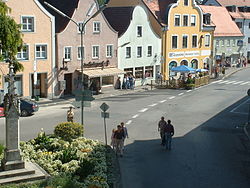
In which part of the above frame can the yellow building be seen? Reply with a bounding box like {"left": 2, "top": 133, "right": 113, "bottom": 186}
{"left": 145, "top": 0, "right": 215, "bottom": 80}
{"left": 164, "top": 0, "right": 215, "bottom": 80}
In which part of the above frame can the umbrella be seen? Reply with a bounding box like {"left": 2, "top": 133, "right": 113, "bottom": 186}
{"left": 196, "top": 68, "right": 208, "bottom": 72}
{"left": 171, "top": 65, "right": 196, "bottom": 73}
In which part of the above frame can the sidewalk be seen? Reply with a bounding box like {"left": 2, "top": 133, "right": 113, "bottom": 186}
{"left": 37, "top": 65, "right": 249, "bottom": 107}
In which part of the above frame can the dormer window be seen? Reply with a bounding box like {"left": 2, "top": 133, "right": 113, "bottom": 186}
{"left": 203, "top": 13, "right": 211, "bottom": 25}
{"left": 238, "top": 6, "right": 249, "bottom": 12}
{"left": 226, "top": 5, "right": 236, "bottom": 12}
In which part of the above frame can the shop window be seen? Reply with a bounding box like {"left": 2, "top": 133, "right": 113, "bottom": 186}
{"left": 169, "top": 61, "right": 177, "bottom": 77}
{"left": 145, "top": 66, "right": 153, "bottom": 77}
{"left": 102, "top": 76, "right": 113, "bottom": 86}
{"left": 135, "top": 67, "right": 143, "bottom": 79}
{"left": 124, "top": 68, "right": 133, "bottom": 76}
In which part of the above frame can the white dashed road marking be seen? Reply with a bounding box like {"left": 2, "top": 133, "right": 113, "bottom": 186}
{"left": 169, "top": 96, "right": 175, "bottom": 99}
{"left": 132, "top": 114, "right": 139, "bottom": 118}
{"left": 233, "top": 81, "right": 244, "bottom": 85}
{"left": 126, "top": 120, "right": 132, "bottom": 125}
{"left": 186, "top": 90, "right": 192, "bottom": 93}
{"left": 139, "top": 108, "right": 148, "bottom": 112}
{"left": 178, "top": 93, "right": 184, "bottom": 96}
{"left": 148, "top": 103, "right": 158, "bottom": 107}
{"left": 159, "top": 100, "right": 167, "bottom": 103}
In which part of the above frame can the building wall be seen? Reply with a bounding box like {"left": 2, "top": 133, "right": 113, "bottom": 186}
{"left": 56, "top": 0, "right": 118, "bottom": 97}
{"left": 118, "top": 5, "right": 161, "bottom": 85}
{"left": 1, "top": 0, "right": 55, "bottom": 98}
{"left": 163, "top": 0, "right": 214, "bottom": 80}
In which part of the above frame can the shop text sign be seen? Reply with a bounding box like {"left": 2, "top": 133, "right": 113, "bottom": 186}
{"left": 169, "top": 51, "right": 200, "bottom": 58}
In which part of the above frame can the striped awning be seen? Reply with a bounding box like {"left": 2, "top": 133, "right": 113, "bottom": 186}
{"left": 77, "top": 67, "right": 125, "bottom": 78}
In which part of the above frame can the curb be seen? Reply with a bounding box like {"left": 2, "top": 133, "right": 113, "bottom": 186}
{"left": 222, "top": 67, "right": 250, "bottom": 80}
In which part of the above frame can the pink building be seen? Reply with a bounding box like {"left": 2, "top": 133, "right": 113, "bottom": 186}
{"left": 41, "top": 0, "right": 120, "bottom": 97}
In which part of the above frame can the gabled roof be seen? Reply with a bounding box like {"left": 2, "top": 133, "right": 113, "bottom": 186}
{"left": 143, "top": 0, "right": 177, "bottom": 24}
{"left": 38, "top": 0, "right": 79, "bottom": 33}
{"left": 215, "top": 0, "right": 250, "bottom": 7}
{"left": 103, "top": 7, "right": 134, "bottom": 37}
{"left": 200, "top": 5, "right": 243, "bottom": 37}
{"left": 229, "top": 12, "right": 250, "bottom": 19}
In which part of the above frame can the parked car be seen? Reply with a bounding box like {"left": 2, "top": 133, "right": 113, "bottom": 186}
{"left": 0, "top": 99, "right": 39, "bottom": 117}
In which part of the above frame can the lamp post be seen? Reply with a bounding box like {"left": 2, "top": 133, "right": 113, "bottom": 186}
{"left": 44, "top": 2, "right": 106, "bottom": 126}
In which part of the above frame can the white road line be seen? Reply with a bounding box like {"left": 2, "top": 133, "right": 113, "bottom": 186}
{"left": 186, "top": 90, "right": 192, "bottom": 93}
{"left": 132, "top": 114, "right": 139, "bottom": 118}
{"left": 240, "top": 81, "right": 250, "bottom": 85}
{"left": 230, "top": 99, "right": 250, "bottom": 113}
{"left": 225, "top": 81, "right": 235, "bottom": 84}
{"left": 148, "top": 103, "right": 158, "bottom": 107}
{"left": 159, "top": 100, "right": 167, "bottom": 103}
{"left": 218, "top": 80, "right": 228, "bottom": 84}
{"left": 169, "top": 96, "right": 175, "bottom": 99}
{"left": 126, "top": 120, "right": 132, "bottom": 125}
{"left": 233, "top": 81, "right": 244, "bottom": 85}
{"left": 178, "top": 93, "right": 184, "bottom": 96}
{"left": 212, "top": 80, "right": 222, "bottom": 84}
{"left": 139, "top": 108, "right": 148, "bottom": 112}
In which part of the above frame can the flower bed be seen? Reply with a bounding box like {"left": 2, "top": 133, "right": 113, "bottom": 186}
{"left": 17, "top": 134, "right": 110, "bottom": 188}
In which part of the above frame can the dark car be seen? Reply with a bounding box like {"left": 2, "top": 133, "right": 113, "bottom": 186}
{"left": 0, "top": 99, "right": 39, "bottom": 117}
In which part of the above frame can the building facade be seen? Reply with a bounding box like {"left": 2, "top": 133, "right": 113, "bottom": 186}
{"left": 104, "top": 5, "right": 162, "bottom": 86}
{"left": 42, "top": 0, "right": 119, "bottom": 97}
{"left": 162, "top": 0, "right": 214, "bottom": 80}
{"left": 201, "top": 5, "right": 244, "bottom": 67}
{"left": 1, "top": 0, "right": 56, "bottom": 99}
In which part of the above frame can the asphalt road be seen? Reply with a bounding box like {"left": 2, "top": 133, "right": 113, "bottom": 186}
{"left": 0, "top": 68, "right": 250, "bottom": 188}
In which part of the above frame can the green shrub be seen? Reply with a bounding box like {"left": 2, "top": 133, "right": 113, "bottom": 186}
{"left": 57, "top": 147, "right": 78, "bottom": 164}
{"left": 0, "top": 143, "right": 4, "bottom": 156}
{"left": 54, "top": 122, "right": 83, "bottom": 141}
{"left": 75, "top": 158, "right": 95, "bottom": 182}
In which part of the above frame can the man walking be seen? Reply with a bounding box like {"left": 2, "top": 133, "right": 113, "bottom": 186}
{"left": 158, "top": 116, "right": 167, "bottom": 145}
{"left": 121, "top": 122, "right": 128, "bottom": 151}
{"left": 114, "top": 125, "right": 125, "bottom": 157}
{"left": 67, "top": 106, "right": 74, "bottom": 122}
{"left": 165, "top": 120, "right": 174, "bottom": 150}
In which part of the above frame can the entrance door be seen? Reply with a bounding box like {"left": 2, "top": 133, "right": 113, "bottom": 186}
{"left": 64, "top": 73, "right": 72, "bottom": 95}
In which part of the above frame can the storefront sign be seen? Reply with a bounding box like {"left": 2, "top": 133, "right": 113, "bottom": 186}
{"left": 169, "top": 51, "right": 200, "bottom": 58}
{"left": 83, "top": 60, "right": 109, "bottom": 68}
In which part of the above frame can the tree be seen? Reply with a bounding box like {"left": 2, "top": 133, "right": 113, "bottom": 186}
{"left": 0, "top": 1, "right": 23, "bottom": 73}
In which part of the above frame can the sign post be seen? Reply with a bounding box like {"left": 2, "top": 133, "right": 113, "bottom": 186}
{"left": 100, "top": 102, "right": 109, "bottom": 145}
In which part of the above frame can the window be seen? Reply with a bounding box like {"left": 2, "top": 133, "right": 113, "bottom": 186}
{"left": 137, "top": 26, "right": 142, "bottom": 37}
{"left": 169, "top": 61, "right": 177, "bottom": 77}
{"left": 35, "top": 45, "right": 47, "bottom": 59}
{"left": 106, "top": 45, "right": 113, "bottom": 57}
{"left": 174, "top": 15, "right": 180, "bottom": 26}
{"left": 17, "top": 45, "right": 29, "bottom": 60}
{"left": 78, "top": 22, "right": 86, "bottom": 34}
{"left": 182, "top": 35, "right": 188, "bottom": 48}
{"left": 203, "top": 14, "right": 211, "bottom": 25}
{"left": 137, "top": 46, "right": 142, "bottom": 58}
{"left": 92, "top": 45, "right": 99, "bottom": 59}
{"left": 192, "top": 35, "right": 197, "bottom": 48}
{"left": 221, "top": 40, "right": 224, "bottom": 46}
{"left": 145, "top": 66, "right": 153, "bottom": 77}
{"left": 126, "top": 47, "right": 131, "bottom": 58}
{"left": 227, "top": 39, "right": 230, "bottom": 46}
{"left": 190, "top": 15, "right": 196, "bottom": 26}
{"left": 248, "top": 37, "right": 250, "bottom": 44}
{"left": 77, "top": 46, "right": 85, "bottom": 59}
{"left": 172, "top": 35, "right": 178, "bottom": 49}
{"left": 184, "top": 0, "right": 188, "bottom": 6}
{"left": 147, "top": 46, "right": 152, "bottom": 57}
{"left": 205, "top": 35, "right": 210, "bottom": 47}
{"left": 236, "top": 22, "right": 242, "bottom": 28}
{"left": 191, "top": 59, "right": 198, "bottom": 69}
{"left": 135, "top": 67, "right": 143, "bottom": 78}
{"left": 124, "top": 68, "right": 133, "bottom": 75}
{"left": 232, "top": 39, "right": 236, "bottom": 46}
{"left": 64, "top": 47, "right": 72, "bottom": 61}
{"left": 93, "top": 21, "right": 100, "bottom": 33}
{"left": 183, "top": 15, "right": 188, "bottom": 26}
{"left": 21, "top": 16, "right": 34, "bottom": 32}
{"left": 216, "top": 40, "right": 219, "bottom": 46}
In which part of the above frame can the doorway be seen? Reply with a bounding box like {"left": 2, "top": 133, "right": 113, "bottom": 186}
{"left": 64, "top": 73, "right": 72, "bottom": 95}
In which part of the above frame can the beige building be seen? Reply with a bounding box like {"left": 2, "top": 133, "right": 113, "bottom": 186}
{"left": 0, "top": 0, "right": 55, "bottom": 99}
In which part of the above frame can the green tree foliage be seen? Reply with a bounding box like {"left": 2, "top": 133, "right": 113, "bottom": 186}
{"left": 0, "top": 2, "right": 23, "bottom": 73}
{"left": 97, "top": 0, "right": 110, "bottom": 7}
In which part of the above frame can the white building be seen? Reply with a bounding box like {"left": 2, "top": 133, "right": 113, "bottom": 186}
{"left": 104, "top": 5, "right": 162, "bottom": 86}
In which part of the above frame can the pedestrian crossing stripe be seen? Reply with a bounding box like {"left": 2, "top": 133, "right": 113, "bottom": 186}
{"left": 212, "top": 80, "right": 250, "bottom": 86}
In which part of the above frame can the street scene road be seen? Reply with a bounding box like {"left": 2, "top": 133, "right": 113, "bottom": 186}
{"left": 1, "top": 68, "right": 250, "bottom": 188}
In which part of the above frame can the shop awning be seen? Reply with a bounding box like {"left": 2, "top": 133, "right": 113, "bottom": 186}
{"left": 77, "top": 67, "right": 125, "bottom": 78}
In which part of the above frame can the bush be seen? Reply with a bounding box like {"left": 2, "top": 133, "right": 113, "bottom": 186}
{"left": 75, "top": 158, "right": 95, "bottom": 182}
{"left": 0, "top": 143, "right": 4, "bottom": 156}
{"left": 54, "top": 122, "right": 83, "bottom": 141}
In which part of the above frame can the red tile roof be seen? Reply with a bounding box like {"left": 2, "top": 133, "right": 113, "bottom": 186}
{"left": 229, "top": 12, "right": 250, "bottom": 19}
{"left": 215, "top": 0, "right": 250, "bottom": 6}
{"left": 200, "top": 5, "right": 243, "bottom": 37}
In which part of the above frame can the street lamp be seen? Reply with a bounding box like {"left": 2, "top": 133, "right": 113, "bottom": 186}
{"left": 44, "top": 2, "right": 106, "bottom": 127}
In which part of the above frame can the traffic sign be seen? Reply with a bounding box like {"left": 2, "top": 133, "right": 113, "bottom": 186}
{"left": 100, "top": 102, "right": 109, "bottom": 112}
{"left": 101, "top": 112, "right": 109, "bottom": 118}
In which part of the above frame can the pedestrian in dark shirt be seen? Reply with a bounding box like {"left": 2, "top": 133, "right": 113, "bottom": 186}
{"left": 165, "top": 120, "right": 174, "bottom": 150}
{"left": 114, "top": 125, "right": 125, "bottom": 157}
{"left": 158, "top": 116, "right": 167, "bottom": 145}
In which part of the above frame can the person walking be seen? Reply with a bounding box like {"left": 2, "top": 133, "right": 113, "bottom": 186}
{"left": 165, "top": 120, "right": 174, "bottom": 150}
{"left": 67, "top": 107, "right": 74, "bottom": 122}
{"left": 110, "top": 129, "right": 116, "bottom": 149}
{"left": 121, "top": 122, "right": 128, "bottom": 151}
{"left": 114, "top": 125, "right": 125, "bottom": 157}
{"left": 158, "top": 116, "right": 167, "bottom": 145}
